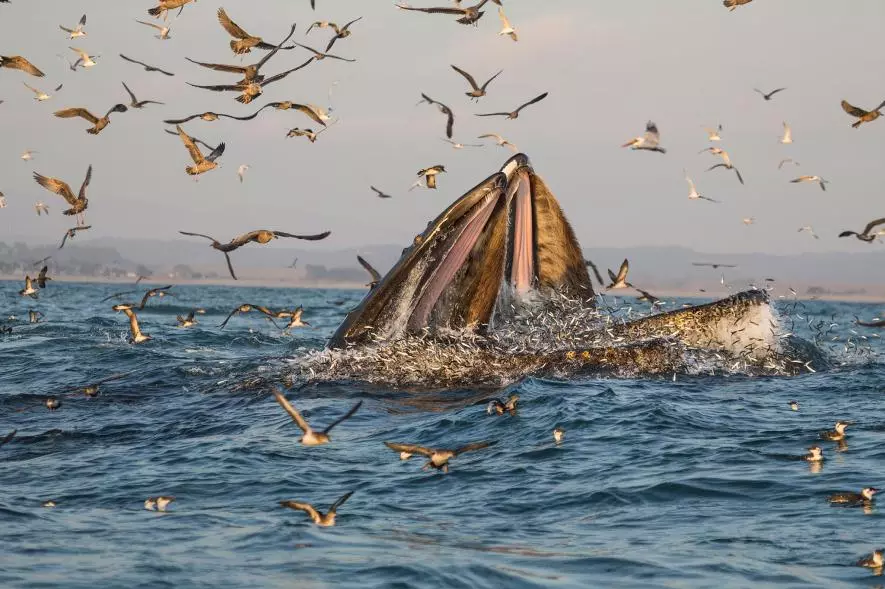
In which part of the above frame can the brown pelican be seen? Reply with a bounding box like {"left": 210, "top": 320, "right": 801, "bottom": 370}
{"left": 841, "top": 99, "right": 885, "bottom": 129}
{"left": 53, "top": 104, "right": 128, "bottom": 135}
{"left": 383, "top": 440, "right": 495, "bottom": 473}
{"left": 119, "top": 54, "right": 173, "bottom": 76}
{"left": 622, "top": 121, "right": 666, "bottom": 153}
{"left": 60, "top": 14, "right": 87, "bottom": 39}
{"left": 273, "top": 388, "right": 361, "bottom": 446}
{"left": 476, "top": 92, "right": 548, "bottom": 120}
{"left": 413, "top": 165, "right": 446, "bottom": 190}
{"left": 754, "top": 87, "right": 786, "bottom": 101}
{"left": 839, "top": 218, "right": 885, "bottom": 243}
{"left": 135, "top": 19, "right": 172, "bottom": 40}
{"left": 497, "top": 6, "right": 517, "bottom": 41}
{"left": 59, "top": 225, "right": 91, "bottom": 249}
{"left": 147, "top": 0, "right": 195, "bottom": 21}
{"left": 179, "top": 229, "right": 331, "bottom": 280}
{"left": 419, "top": 93, "right": 454, "bottom": 138}
{"left": 216, "top": 8, "right": 297, "bottom": 55}
{"left": 0, "top": 55, "right": 45, "bottom": 77}
{"left": 175, "top": 125, "right": 225, "bottom": 176}
{"left": 724, "top": 0, "right": 753, "bottom": 9}
{"left": 790, "top": 175, "right": 828, "bottom": 191}
{"left": 280, "top": 491, "right": 354, "bottom": 527}
{"left": 478, "top": 133, "right": 517, "bottom": 152}
{"left": 121, "top": 82, "right": 164, "bottom": 109}
{"left": 451, "top": 65, "right": 502, "bottom": 101}
{"left": 395, "top": 0, "right": 495, "bottom": 26}
{"left": 33, "top": 164, "right": 91, "bottom": 225}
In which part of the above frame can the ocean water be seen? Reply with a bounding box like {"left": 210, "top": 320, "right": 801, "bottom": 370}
{"left": 1, "top": 281, "right": 883, "bottom": 589}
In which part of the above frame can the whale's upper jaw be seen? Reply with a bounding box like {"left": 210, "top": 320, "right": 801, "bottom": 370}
{"left": 329, "top": 154, "right": 593, "bottom": 349}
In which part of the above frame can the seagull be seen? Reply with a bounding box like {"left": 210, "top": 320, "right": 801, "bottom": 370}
{"left": 23, "top": 82, "right": 61, "bottom": 101}
{"left": 119, "top": 54, "right": 174, "bottom": 76}
{"left": 621, "top": 121, "right": 666, "bottom": 153}
{"left": 778, "top": 158, "right": 799, "bottom": 170}
{"left": 163, "top": 128, "right": 221, "bottom": 154}
{"left": 497, "top": 6, "right": 517, "bottom": 41}
{"left": 797, "top": 226, "right": 820, "bottom": 240}
{"left": 139, "top": 285, "right": 174, "bottom": 309}
{"left": 216, "top": 8, "right": 298, "bottom": 55}
{"left": 319, "top": 17, "right": 363, "bottom": 52}
{"left": 185, "top": 25, "right": 297, "bottom": 85}
{"left": 259, "top": 101, "right": 331, "bottom": 126}
{"left": 370, "top": 186, "right": 393, "bottom": 199}
{"left": 147, "top": 0, "right": 195, "bottom": 21}
{"left": 237, "top": 164, "right": 250, "bottom": 183}
{"left": 702, "top": 148, "right": 743, "bottom": 184}
{"left": 412, "top": 165, "right": 446, "bottom": 190}
{"left": 357, "top": 255, "right": 382, "bottom": 289}
{"left": 179, "top": 229, "right": 331, "bottom": 280}
{"left": 278, "top": 306, "right": 309, "bottom": 330}
{"left": 0, "top": 193, "right": 6, "bottom": 209}
{"left": 121, "top": 82, "right": 164, "bottom": 109}
{"left": 0, "top": 55, "right": 45, "bottom": 77}
{"left": 273, "top": 388, "right": 362, "bottom": 446}
{"left": 684, "top": 170, "right": 718, "bottom": 202}
{"left": 383, "top": 440, "right": 495, "bottom": 473}
{"left": 187, "top": 56, "right": 314, "bottom": 105}
{"left": 606, "top": 259, "right": 632, "bottom": 289}
{"left": 707, "top": 162, "right": 744, "bottom": 185}
{"left": 60, "top": 14, "right": 87, "bottom": 39}
{"left": 742, "top": 217, "right": 755, "bottom": 226}
{"left": 115, "top": 306, "right": 151, "bottom": 343}
{"left": 692, "top": 262, "right": 737, "bottom": 269}
{"left": 219, "top": 304, "right": 281, "bottom": 329}
{"left": 19, "top": 276, "right": 38, "bottom": 298}
{"left": 175, "top": 125, "right": 225, "bottom": 176}
{"left": 21, "top": 149, "right": 37, "bottom": 161}
{"left": 478, "top": 133, "right": 517, "bottom": 152}
{"left": 487, "top": 394, "right": 519, "bottom": 416}
{"left": 36, "top": 265, "right": 51, "bottom": 288}
{"left": 450, "top": 65, "right": 502, "bottom": 101}
{"left": 754, "top": 87, "right": 786, "bottom": 101}
{"left": 395, "top": 0, "right": 495, "bottom": 26}
{"left": 285, "top": 126, "right": 332, "bottom": 142}
{"left": 841, "top": 99, "right": 885, "bottom": 129}
{"left": 790, "top": 175, "right": 828, "bottom": 191}
{"left": 53, "top": 104, "right": 128, "bottom": 135}
{"left": 280, "top": 491, "right": 354, "bottom": 527}
{"left": 476, "top": 92, "right": 548, "bottom": 120}
{"left": 839, "top": 218, "right": 885, "bottom": 243}
{"left": 703, "top": 124, "right": 722, "bottom": 141}
{"left": 163, "top": 111, "right": 262, "bottom": 124}
{"left": 442, "top": 138, "right": 482, "bottom": 149}
{"left": 33, "top": 164, "right": 91, "bottom": 225}
{"left": 69, "top": 47, "right": 99, "bottom": 68}
{"left": 35, "top": 201, "right": 49, "bottom": 216}
{"left": 553, "top": 427, "right": 565, "bottom": 444}
{"left": 290, "top": 43, "right": 355, "bottom": 62}
{"left": 724, "top": 0, "right": 753, "bottom": 9}
{"left": 135, "top": 19, "right": 172, "bottom": 40}
{"left": 58, "top": 225, "right": 92, "bottom": 249}
{"left": 418, "top": 93, "right": 454, "bottom": 138}
{"left": 779, "top": 121, "right": 793, "bottom": 144}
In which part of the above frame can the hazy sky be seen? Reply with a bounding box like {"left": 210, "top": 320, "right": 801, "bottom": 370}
{"left": 1, "top": 0, "right": 884, "bottom": 256}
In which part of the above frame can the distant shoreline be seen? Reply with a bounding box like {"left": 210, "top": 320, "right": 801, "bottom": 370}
{"left": 1, "top": 274, "right": 882, "bottom": 304}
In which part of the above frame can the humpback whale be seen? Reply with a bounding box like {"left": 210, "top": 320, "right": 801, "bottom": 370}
{"left": 312, "top": 154, "right": 825, "bottom": 389}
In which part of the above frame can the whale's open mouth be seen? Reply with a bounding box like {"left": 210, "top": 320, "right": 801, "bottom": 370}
{"left": 329, "top": 155, "right": 593, "bottom": 348}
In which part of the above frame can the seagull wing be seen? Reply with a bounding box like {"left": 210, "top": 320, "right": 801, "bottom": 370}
{"left": 397, "top": 6, "right": 466, "bottom": 15}
{"left": 205, "top": 142, "right": 226, "bottom": 163}
{"left": 321, "top": 400, "right": 362, "bottom": 434}
{"left": 513, "top": 92, "right": 548, "bottom": 114}
{"left": 53, "top": 107, "right": 99, "bottom": 123}
{"left": 291, "top": 103, "right": 327, "bottom": 127}
{"left": 219, "top": 306, "right": 244, "bottom": 328}
{"left": 273, "top": 389, "right": 312, "bottom": 433}
{"left": 119, "top": 54, "right": 149, "bottom": 68}
{"left": 273, "top": 230, "right": 331, "bottom": 241}
{"left": 453, "top": 440, "right": 496, "bottom": 456}
{"left": 279, "top": 501, "right": 321, "bottom": 520}
{"left": 862, "top": 218, "right": 885, "bottom": 235}
{"left": 176, "top": 125, "right": 205, "bottom": 164}
{"left": 450, "top": 64, "right": 480, "bottom": 91}
{"left": 178, "top": 230, "right": 219, "bottom": 244}
{"left": 33, "top": 173, "right": 77, "bottom": 204}
{"left": 163, "top": 113, "right": 204, "bottom": 124}
{"left": 840, "top": 100, "right": 868, "bottom": 117}
{"left": 121, "top": 81, "right": 138, "bottom": 103}
{"left": 616, "top": 259, "right": 629, "bottom": 283}
{"left": 583, "top": 259, "right": 605, "bottom": 286}
{"left": 357, "top": 256, "right": 381, "bottom": 282}
{"left": 328, "top": 490, "right": 354, "bottom": 513}
{"left": 184, "top": 57, "right": 248, "bottom": 74}
{"left": 480, "top": 69, "right": 503, "bottom": 91}
{"left": 223, "top": 252, "right": 237, "bottom": 280}
{"left": 216, "top": 8, "right": 253, "bottom": 40}
{"left": 384, "top": 442, "right": 434, "bottom": 457}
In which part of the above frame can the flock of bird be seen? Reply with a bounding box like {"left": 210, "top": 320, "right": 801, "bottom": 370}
{"left": 1, "top": 0, "right": 884, "bottom": 570}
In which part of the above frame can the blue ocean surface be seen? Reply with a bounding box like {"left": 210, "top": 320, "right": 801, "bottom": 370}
{"left": 1, "top": 281, "right": 883, "bottom": 589}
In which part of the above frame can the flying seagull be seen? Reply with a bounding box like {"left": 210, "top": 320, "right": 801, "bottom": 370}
{"left": 318, "top": 17, "right": 363, "bottom": 52}
{"left": 35, "top": 201, "right": 49, "bottom": 216}
{"left": 179, "top": 229, "right": 331, "bottom": 280}
{"left": 58, "top": 225, "right": 92, "bottom": 249}
{"left": 450, "top": 65, "right": 502, "bottom": 101}
{"left": 120, "top": 54, "right": 174, "bottom": 76}
{"left": 841, "top": 99, "right": 885, "bottom": 129}
{"left": 186, "top": 24, "right": 297, "bottom": 85}
{"left": 839, "top": 218, "right": 885, "bottom": 243}
{"left": 790, "top": 175, "right": 828, "bottom": 191}
{"left": 280, "top": 490, "right": 354, "bottom": 527}
{"left": 419, "top": 93, "right": 454, "bottom": 138}
{"left": 175, "top": 125, "right": 225, "bottom": 176}
{"left": 412, "top": 165, "right": 446, "bottom": 190}
{"left": 684, "top": 170, "right": 719, "bottom": 202}
{"left": 476, "top": 92, "right": 548, "bottom": 119}
{"left": 219, "top": 304, "right": 282, "bottom": 329}
{"left": 139, "top": 285, "right": 174, "bottom": 309}
{"left": 370, "top": 186, "right": 393, "bottom": 199}
{"left": 237, "top": 164, "right": 250, "bottom": 183}
{"left": 780, "top": 121, "right": 793, "bottom": 144}
{"left": 478, "top": 133, "right": 517, "bottom": 152}
{"left": 60, "top": 14, "right": 87, "bottom": 39}
{"left": 442, "top": 138, "right": 482, "bottom": 149}
{"left": 797, "top": 226, "right": 820, "bottom": 240}
{"left": 23, "top": 82, "right": 62, "bottom": 101}
{"left": 21, "top": 149, "right": 37, "bottom": 160}
{"left": 606, "top": 259, "right": 632, "bottom": 289}
{"left": 754, "top": 87, "right": 786, "bottom": 101}
{"left": 273, "top": 388, "right": 362, "bottom": 446}
{"left": 357, "top": 255, "right": 382, "bottom": 289}
{"left": 33, "top": 164, "right": 92, "bottom": 225}
{"left": 290, "top": 42, "right": 355, "bottom": 62}
{"left": 163, "top": 128, "right": 221, "bottom": 153}
{"left": 724, "top": 0, "right": 753, "bottom": 9}
{"left": 147, "top": 0, "right": 195, "bottom": 21}
{"left": 497, "top": 6, "right": 517, "bottom": 41}
{"left": 395, "top": 1, "right": 496, "bottom": 26}
{"left": 121, "top": 82, "right": 163, "bottom": 109}
{"left": 163, "top": 111, "right": 262, "bottom": 124}
{"left": 187, "top": 56, "right": 313, "bottom": 104}
{"left": 53, "top": 104, "right": 128, "bottom": 135}
{"left": 622, "top": 121, "right": 666, "bottom": 153}
{"left": 0, "top": 55, "right": 45, "bottom": 77}
{"left": 692, "top": 262, "right": 737, "bottom": 269}
{"left": 778, "top": 158, "right": 799, "bottom": 170}
{"left": 70, "top": 47, "right": 98, "bottom": 68}
{"left": 216, "top": 8, "right": 297, "bottom": 55}
{"left": 134, "top": 19, "right": 172, "bottom": 40}
{"left": 703, "top": 125, "right": 722, "bottom": 141}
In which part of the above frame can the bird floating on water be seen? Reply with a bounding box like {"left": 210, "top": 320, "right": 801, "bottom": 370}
{"left": 804, "top": 445, "right": 824, "bottom": 462}
{"left": 789, "top": 400, "right": 799, "bottom": 411}
{"left": 144, "top": 496, "right": 175, "bottom": 511}
{"left": 820, "top": 420, "right": 852, "bottom": 441}
{"left": 273, "top": 388, "right": 362, "bottom": 446}
{"left": 487, "top": 394, "right": 518, "bottom": 415}
{"left": 828, "top": 487, "right": 878, "bottom": 506}
{"left": 280, "top": 490, "right": 353, "bottom": 527}
{"left": 856, "top": 548, "right": 884, "bottom": 571}
{"left": 553, "top": 427, "right": 565, "bottom": 444}
{"left": 384, "top": 440, "right": 496, "bottom": 473}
